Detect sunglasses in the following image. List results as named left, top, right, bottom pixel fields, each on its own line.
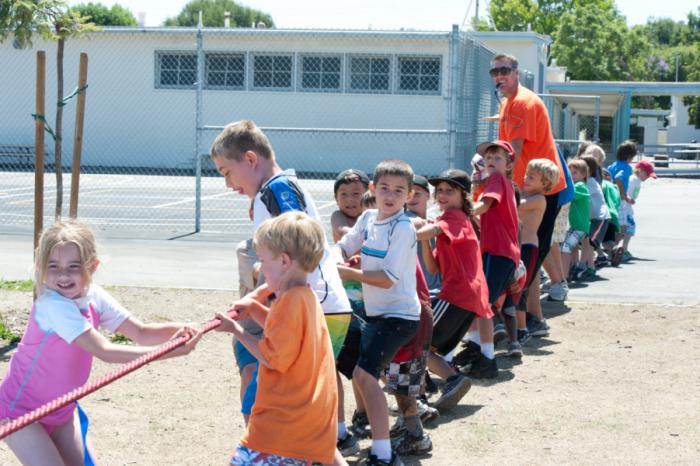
left=489, top=66, right=514, bottom=77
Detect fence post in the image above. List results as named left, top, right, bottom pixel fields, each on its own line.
left=594, top=96, right=600, bottom=142
left=447, top=24, right=460, bottom=169
left=194, top=24, right=204, bottom=233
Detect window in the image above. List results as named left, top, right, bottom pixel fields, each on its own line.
left=252, top=54, right=293, bottom=90
left=348, top=55, right=390, bottom=93
left=300, top=55, right=341, bottom=91
left=397, top=56, right=441, bottom=94
left=206, top=53, right=245, bottom=89
left=157, top=52, right=196, bottom=89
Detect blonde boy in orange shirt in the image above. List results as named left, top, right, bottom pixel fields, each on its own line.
left=216, top=211, right=340, bottom=466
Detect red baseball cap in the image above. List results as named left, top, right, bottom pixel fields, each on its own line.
left=475, top=140, right=515, bottom=162
left=635, top=160, right=657, bottom=179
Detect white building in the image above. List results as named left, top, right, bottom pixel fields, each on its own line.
left=0, top=27, right=535, bottom=176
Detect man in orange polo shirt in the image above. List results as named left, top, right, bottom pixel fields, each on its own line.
left=491, top=53, right=567, bottom=334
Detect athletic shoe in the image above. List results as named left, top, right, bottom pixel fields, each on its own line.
left=581, top=267, right=597, bottom=280
left=463, top=353, right=498, bottom=379
left=364, top=452, right=404, bottom=466
left=452, top=341, right=482, bottom=367
left=517, top=329, right=531, bottom=345
left=493, top=323, right=508, bottom=345
left=548, top=281, right=567, bottom=302
left=528, top=318, right=550, bottom=337
left=351, top=410, right=371, bottom=439
left=417, top=399, right=439, bottom=424
left=611, top=246, right=624, bottom=266
left=433, top=374, right=471, bottom=411
left=539, top=269, right=551, bottom=293
left=337, top=432, right=360, bottom=457
left=595, top=254, right=610, bottom=268
left=392, top=431, right=433, bottom=456
left=622, top=250, right=633, bottom=262
left=506, top=341, right=523, bottom=358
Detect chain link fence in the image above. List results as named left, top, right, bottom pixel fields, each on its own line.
left=539, top=94, right=601, bottom=159
left=0, top=26, right=497, bottom=239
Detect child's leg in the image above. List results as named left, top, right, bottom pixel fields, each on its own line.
left=352, top=366, right=391, bottom=440
left=544, top=243, right=565, bottom=285
left=51, top=410, right=91, bottom=465
left=427, top=351, right=456, bottom=380
left=4, top=423, right=66, bottom=465
left=477, top=317, right=494, bottom=357
left=527, top=273, right=544, bottom=321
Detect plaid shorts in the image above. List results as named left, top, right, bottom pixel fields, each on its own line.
left=561, top=229, right=586, bottom=254
left=231, top=445, right=310, bottom=466
left=384, top=349, right=428, bottom=397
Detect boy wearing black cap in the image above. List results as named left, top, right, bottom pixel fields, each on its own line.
left=331, top=169, right=371, bottom=243
left=474, top=140, right=523, bottom=358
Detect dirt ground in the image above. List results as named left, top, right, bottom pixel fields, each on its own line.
left=1, top=286, right=699, bottom=465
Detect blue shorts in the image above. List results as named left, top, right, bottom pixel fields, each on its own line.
left=234, top=340, right=258, bottom=416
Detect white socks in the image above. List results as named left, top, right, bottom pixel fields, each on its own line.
left=337, top=421, right=347, bottom=440
left=371, top=439, right=392, bottom=461
left=481, top=342, right=495, bottom=359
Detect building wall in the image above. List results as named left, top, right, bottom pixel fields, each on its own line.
left=668, top=96, right=700, bottom=144
left=0, top=30, right=452, bottom=175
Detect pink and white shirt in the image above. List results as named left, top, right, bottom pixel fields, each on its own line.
left=0, top=285, right=130, bottom=427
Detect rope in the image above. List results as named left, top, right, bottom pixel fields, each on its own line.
left=58, top=84, right=88, bottom=107
left=0, top=310, right=237, bottom=440
left=31, top=113, right=59, bottom=141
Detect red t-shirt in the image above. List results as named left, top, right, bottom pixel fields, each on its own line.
left=433, top=209, right=492, bottom=318
left=498, top=85, right=566, bottom=194
left=479, top=172, right=521, bottom=267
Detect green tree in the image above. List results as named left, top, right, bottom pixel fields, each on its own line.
left=164, top=0, right=274, bottom=28
left=0, top=0, right=97, bottom=218
left=70, top=2, right=137, bottom=26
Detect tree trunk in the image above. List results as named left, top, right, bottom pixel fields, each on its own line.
left=54, top=37, right=64, bottom=219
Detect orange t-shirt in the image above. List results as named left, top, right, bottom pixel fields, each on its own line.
left=498, top=85, right=566, bottom=194
left=241, top=286, right=338, bottom=464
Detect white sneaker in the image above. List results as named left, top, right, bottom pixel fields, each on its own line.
left=548, top=281, right=567, bottom=302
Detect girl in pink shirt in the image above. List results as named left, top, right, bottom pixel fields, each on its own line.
left=0, top=220, right=201, bottom=465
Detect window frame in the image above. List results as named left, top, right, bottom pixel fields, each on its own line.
left=249, top=52, right=295, bottom=92
left=346, top=54, right=393, bottom=94
left=155, top=51, right=198, bottom=90
left=204, top=51, right=247, bottom=91
left=395, top=54, right=442, bottom=95
left=298, top=53, right=344, bottom=93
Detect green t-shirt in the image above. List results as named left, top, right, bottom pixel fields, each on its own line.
left=601, top=179, right=621, bottom=229
left=569, top=180, right=591, bottom=233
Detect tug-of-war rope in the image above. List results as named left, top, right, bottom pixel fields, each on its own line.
left=0, top=310, right=237, bottom=440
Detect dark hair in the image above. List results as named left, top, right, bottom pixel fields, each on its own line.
left=361, top=190, right=376, bottom=208
left=373, top=159, right=413, bottom=189
left=576, top=141, right=593, bottom=158
left=431, top=179, right=480, bottom=237
left=616, top=140, right=637, bottom=161
left=581, top=155, right=602, bottom=181
left=492, top=53, right=518, bottom=69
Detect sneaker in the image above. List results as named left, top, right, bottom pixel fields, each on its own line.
left=433, top=374, right=471, bottom=411
left=392, top=431, right=433, bottom=456
left=527, top=318, right=550, bottom=337
left=611, top=246, right=624, bottom=267
left=539, top=269, right=551, bottom=292
left=453, top=341, right=482, bottom=367
left=493, top=323, right=508, bottom=345
left=548, top=281, right=567, bottom=302
left=365, top=452, right=404, bottom=466
left=517, top=329, right=531, bottom=344
left=389, top=416, right=406, bottom=439
left=463, top=353, right=498, bottom=379
left=506, top=341, right=523, bottom=358
left=417, top=399, right=439, bottom=424
left=337, top=432, right=360, bottom=457
left=351, top=410, right=372, bottom=439
left=581, top=267, right=597, bottom=280
left=595, top=254, right=610, bottom=268
left=622, top=250, right=633, bottom=262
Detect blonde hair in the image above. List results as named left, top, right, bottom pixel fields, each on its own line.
left=568, top=159, right=589, bottom=180
left=35, top=219, right=98, bottom=294
left=583, top=144, right=606, bottom=166
left=210, top=120, right=275, bottom=161
left=253, top=211, right=325, bottom=272
left=526, top=158, right=560, bottom=193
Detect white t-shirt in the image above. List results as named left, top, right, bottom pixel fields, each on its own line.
left=35, top=285, right=131, bottom=343
left=586, top=177, right=611, bottom=220
left=337, top=209, right=420, bottom=320
left=253, top=169, right=351, bottom=315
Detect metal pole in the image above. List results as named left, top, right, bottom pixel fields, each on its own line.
left=594, top=96, right=600, bottom=142
left=474, top=0, right=479, bottom=30
left=675, top=53, right=680, bottom=82
left=194, top=18, right=204, bottom=233
left=447, top=25, right=460, bottom=169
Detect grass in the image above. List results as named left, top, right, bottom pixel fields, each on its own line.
left=110, top=332, right=132, bottom=343
left=0, top=279, right=33, bottom=292
left=0, top=321, right=21, bottom=344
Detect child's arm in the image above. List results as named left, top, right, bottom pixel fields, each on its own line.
left=415, top=222, right=442, bottom=241
left=230, top=297, right=271, bottom=327
left=116, top=317, right=188, bottom=346
left=420, top=239, right=439, bottom=275
left=614, top=177, right=631, bottom=203
left=337, top=266, right=393, bottom=289
left=73, top=326, right=201, bottom=363
left=474, top=196, right=494, bottom=216
left=331, top=210, right=352, bottom=243
left=214, top=312, right=271, bottom=368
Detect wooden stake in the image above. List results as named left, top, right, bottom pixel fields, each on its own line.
left=34, top=51, right=46, bottom=254
left=69, top=53, right=88, bottom=218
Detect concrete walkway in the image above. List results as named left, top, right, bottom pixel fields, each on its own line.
left=2, top=178, right=699, bottom=305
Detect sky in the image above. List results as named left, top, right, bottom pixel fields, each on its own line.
left=67, top=0, right=699, bottom=30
